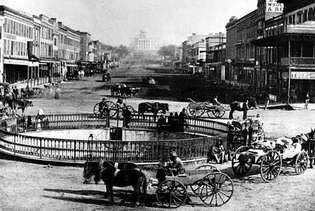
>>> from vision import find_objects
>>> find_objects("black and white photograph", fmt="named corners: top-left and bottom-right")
top-left (0, 0), bottom-right (314, 210)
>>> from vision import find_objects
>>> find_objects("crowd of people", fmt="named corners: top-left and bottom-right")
top-left (157, 108), bottom-right (187, 132)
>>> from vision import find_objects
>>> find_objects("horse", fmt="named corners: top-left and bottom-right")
top-left (229, 97), bottom-right (257, 120)
top-left (300, 129), bottom-right (315, 168)
top-left (83, 160), bottom-right (139, 184)
top-left (84, 160), bottom-right (146, 205)
top-left (16, 99), bottom-right (33, 114)
top-left (138, 102), bottom-right (169, 116)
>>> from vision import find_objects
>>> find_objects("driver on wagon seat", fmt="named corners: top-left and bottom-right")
top-left (167, 151), bottom-right (185, 176)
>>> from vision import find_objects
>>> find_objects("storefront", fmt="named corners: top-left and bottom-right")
top-left (3, 59), bottom-right (38, 84)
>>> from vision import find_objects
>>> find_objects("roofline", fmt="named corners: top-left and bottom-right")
top-left (0, 5), bottom-right (33, 21)
top-left (226, 9), bottom-right (258, 29)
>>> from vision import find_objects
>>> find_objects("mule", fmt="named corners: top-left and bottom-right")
top-left (229, 97), bottom-right (257, 120)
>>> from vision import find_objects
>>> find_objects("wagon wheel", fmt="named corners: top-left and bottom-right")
top-left (260, 150), bottom-right (282, 182)
top-left (156, 179), bottom-right (187, 208)
top-left (199, 172), bottom-right (234, 207)
top-left (93, 103), bottom-right (101, 117)
top-left (106, 101), bottom-right (118, 118)
top-left (232, 146), bottom-right (253, 177)
top-left (187, 103), bottom-right (204, 117)
top-left (295, 151), bottom-right (309, 175)
top-left (126, 105), bottom-right (137, 113)
top-left (195, 164), bottom-right (220, 172)
top-left (210, 107), bottom-right (225, 119)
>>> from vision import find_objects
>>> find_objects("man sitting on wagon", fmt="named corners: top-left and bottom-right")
top-left (212, 95), bottom-right (222, 106)
top-left (167, 151), bottom-right (185, 176)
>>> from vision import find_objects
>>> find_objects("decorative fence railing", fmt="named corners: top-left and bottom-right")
top-left (0, 113), bottom-right (228, 163)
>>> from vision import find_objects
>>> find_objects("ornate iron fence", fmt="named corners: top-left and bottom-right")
top-left (0, 113), bottom-right (228, 163)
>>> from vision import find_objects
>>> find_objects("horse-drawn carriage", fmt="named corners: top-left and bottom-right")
top-left (231, 135), bottom-right (309, 182)
top-left (153, 164), bottom-right (234, 208)
top-left (93, 100), bottom-right (137, 118)
top-left (111, 84), bottom-right (140, 97)
top-left (83, 161), bottom-right (234, 208)
top-left (186, 98), bottom-right (225, 118)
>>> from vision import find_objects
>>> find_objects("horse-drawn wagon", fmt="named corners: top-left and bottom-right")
top-left (232, 136), bottom-right (309, 182)
top-left (154, 164), bottom-right (234, 208)
top-left (111, 83), bottom-right (140, 97)
top-left (93, 100), bottom-right (136, 118)
top-left (186, 98), bottom-right (226, 118)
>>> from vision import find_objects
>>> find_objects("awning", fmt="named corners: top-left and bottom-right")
top-left (4, 59), bottom-right (38, 66)
top-left (252, 33), bottom-right (315, 47)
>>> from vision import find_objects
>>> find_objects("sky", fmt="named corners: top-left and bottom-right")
top-left (0, 0), bottom-right (257, 46)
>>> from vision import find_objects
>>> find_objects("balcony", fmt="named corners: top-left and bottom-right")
top-left (281, 57), bottom-right (315, 67)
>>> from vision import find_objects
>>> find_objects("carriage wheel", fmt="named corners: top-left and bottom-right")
top-left (260, 150), bottom-right (282, 182)
top-left (295, 151), bottom-right (309, 175)
top-left (195, 164), bottom-right (220, 172)
top-left (232, 146), bottom-right (253, 177)
top-left (156, 179), bottom-right (187, 208)
top-left (126, 105), bottom-right (137, 113)
top-left (199, 172), bottom-right (234, 207)
top-left (93, 103), bottom-right (101, 117)
top-left (187, 103), bottom-right (204, 117)
top-left (211, 107), bottom-right (225, 119)
top-left (106, 101), bottom-right (118, 118)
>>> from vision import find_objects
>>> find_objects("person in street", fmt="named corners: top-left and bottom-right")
top-left (157, 115), bottom-right (167, 130)
top-left (264, 92), bottom-right (270, 110)
top-left (167, 151), bottom-right (185, 176)
top-left (212, 95), bottom-right (222, 106)
top-left (99, 98), bottom-right (109, 117)
top-left (179, 108), bottom-right (187, 132)
top-left (208, 140), bottom-right (226, 164)
top-left (243, 99), bottom-right (249, 120)
top-left (305, 92), bottom-right (310, 109)
top-left (122, 105), bottom-right (132, 128)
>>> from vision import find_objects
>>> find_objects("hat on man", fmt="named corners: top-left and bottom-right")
top-left (170, 151), bottom-right (177, 157)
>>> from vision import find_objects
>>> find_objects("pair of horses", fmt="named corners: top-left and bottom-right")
top-left (83, 160), bottom-right (147, 205)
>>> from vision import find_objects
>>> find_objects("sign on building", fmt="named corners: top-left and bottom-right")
top-left (291, 72), bottom-right (315, 80)
top-left (266, 0), bottom-right (283, 13)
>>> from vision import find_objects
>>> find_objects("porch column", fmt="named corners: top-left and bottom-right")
top-left (287, 40), bottom-right (291, 104)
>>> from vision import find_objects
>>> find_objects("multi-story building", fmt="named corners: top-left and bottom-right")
top-left (131, 30), bottom-right (159, 52)
top-left (204, 33), bottom-right (226, 80)
top-left (0, 6), bottom-right (37, 84)
top-left (58, 22), bottom-right (80, 78)
top-left (253, 0), bottom-right (315, 102)
top-left (181, 33), bottom-right (208, 72)
top-left (78, 31), bottom-right (91, 62)
top-left (225, 0), bottom-right (284, 91)
top-left (36, 14), bottom-right (54, 84)
top-left (205, 43), bottom-right (227, 82)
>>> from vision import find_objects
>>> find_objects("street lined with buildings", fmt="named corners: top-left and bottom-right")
top-left (179, 0), bottom-right (315, 104)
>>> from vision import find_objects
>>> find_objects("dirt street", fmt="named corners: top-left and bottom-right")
top-left (0, 71), bottom-right (315, 210)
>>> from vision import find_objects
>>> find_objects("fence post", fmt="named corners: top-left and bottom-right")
top-left (39, 138), bottom-right (42, 159)
top-left (74, 140), bottom-right (76, 162)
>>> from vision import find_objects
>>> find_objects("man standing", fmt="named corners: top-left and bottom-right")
top-left (305, 92), bottom-right (310, 109)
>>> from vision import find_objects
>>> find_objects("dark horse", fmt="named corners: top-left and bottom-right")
top-left (83, 160), bottom-right (146, 205)
top-left (229, 97), bottom-right (257, 120)
top-left (300, 129), bottom-right (315, 168)
top-left (138, 102), bottom-right (169, 116)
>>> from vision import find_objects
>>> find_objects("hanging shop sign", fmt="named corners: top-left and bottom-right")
top-left (291, 71), bottom-right (315, 80)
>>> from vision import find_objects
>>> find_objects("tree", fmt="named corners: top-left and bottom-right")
top-left (158, 45), bottom-right (177, 59)
top-left (112, 45), bottom-right (130, 59)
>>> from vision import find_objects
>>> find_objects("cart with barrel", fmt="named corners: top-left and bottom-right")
top-left (154, 164), bottom-right (234, 208)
